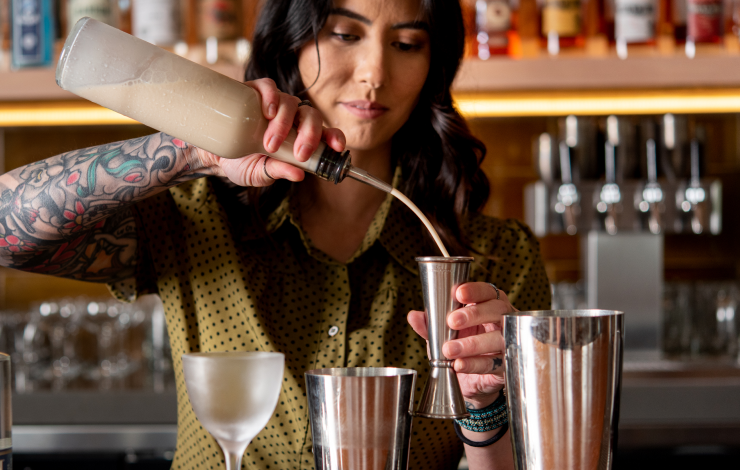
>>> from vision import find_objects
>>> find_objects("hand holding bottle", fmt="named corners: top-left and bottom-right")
top-left (189, 78), bottom-right (347, 187)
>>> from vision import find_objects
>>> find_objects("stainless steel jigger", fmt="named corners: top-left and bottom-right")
top-left (414, 256), bottom-right (474, 419)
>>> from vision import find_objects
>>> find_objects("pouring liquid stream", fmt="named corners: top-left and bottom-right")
top-left (390, 189), bottom-right (450, 257)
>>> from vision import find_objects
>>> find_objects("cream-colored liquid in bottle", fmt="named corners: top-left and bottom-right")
top-left (74, 79), bottom-right (324, 173)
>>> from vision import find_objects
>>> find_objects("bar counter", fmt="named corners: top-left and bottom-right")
top-left (10, 355), bottom-right (740, 454)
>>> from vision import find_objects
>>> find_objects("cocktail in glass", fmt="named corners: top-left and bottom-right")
top-left (182, 351), bottom-right (285, 470)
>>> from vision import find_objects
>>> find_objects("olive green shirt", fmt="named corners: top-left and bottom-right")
top-left (111, 175), bottom-right (551, 470)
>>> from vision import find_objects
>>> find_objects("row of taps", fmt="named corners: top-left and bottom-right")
top-left (532, 114), bottom-right (721, 236)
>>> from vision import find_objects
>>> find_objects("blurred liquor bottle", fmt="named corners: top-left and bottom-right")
top-left (66, 0), bottom-right (118, 33)
top-left (461, 0), bottom-right (478, 57)
top-left (727, 0), bottom-right (740, 52)
top-left (614, 0), bottom-right (656, 58)
top-left (198, 0), bottom-right (240, 40)
top-left (10, 0), bottom-right (55, 68)
top-left (512, 0), bottom-right (540, 56)
top-left (686, 0), bottom-right (723, 45)
top-left (542, 0), bottom-right (583, 55)
top-left (132, 0), bottom-right (181, 46)
top-left (1, 0), bottom-right (9, 56)
top-left (118, 0), bottom-right (131, 34)
top-left (583, 0), bottom-right (609, 55)
top-left (475, 0), bottom-right (513, 58)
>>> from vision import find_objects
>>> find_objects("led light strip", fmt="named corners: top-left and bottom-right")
top-left (454, 89), bottom-right (740, 117)
top-left (0, 102), bottom-right (136, 127)
top-left (2, 88), bottom-right (740, 127)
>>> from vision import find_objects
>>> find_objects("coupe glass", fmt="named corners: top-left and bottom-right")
top-left (182, 351), bottom-right (285, 470)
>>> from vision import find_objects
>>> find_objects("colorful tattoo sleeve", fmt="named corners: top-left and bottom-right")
top-left (0, 133), bottom-right (207, 283)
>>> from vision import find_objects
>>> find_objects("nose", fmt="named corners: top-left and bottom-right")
top-left (354, 42), bottom-right (387, 90)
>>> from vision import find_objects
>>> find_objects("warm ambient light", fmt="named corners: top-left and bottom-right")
top-left (454, 88), bottom-right (740, 117)
top-left (2, 88), bottom-right (740, 127)
top-left (0, 101), bottom-right (136, 127)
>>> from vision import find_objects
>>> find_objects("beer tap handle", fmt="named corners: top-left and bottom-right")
top-left (605, 142), bottom-right (616, 184)
top-left (690, 139), bottom-right (701, 186)
top-left (559, 142), bottom-right (572, 184)
top-left (646, 139), bottom-right (658, 183)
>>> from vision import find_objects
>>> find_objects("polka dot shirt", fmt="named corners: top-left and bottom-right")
top-left (109, 174), bottom-right (551, 470)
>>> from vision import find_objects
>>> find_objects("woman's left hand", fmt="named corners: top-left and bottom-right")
top-left (407, 282), bottom-right (517, 409)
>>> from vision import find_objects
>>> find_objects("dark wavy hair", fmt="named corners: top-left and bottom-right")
top-left (242, 0), bottom-right (489, 256)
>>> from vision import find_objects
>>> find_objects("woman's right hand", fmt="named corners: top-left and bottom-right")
top-left (191, 78), bottom-right (347, 187)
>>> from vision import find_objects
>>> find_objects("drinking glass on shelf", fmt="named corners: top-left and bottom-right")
top-left (182, 352), bottom-right (284, 470)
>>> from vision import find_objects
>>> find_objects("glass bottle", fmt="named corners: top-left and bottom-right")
top-left (132, 0), bottom-right (181, 46)
top-left (198, 0), bottom-right (240, 41)
top-left (614, 0), bottom-right (657, 58)
top-left (1, 0), bottom-right (9, 60)
top-left (461, 0), bottom-right (478, 58)
top-left (686, 0), bottom-right (723, 44)
top-left (476, 0), bottom-right (514, 58)
top-left (10, 0), bottom-right (54, 69)
top-left (583, 0), bottom-right (609, 55)
top-left (56, 18), bottom-right (396, 192)
top-left (512, 0), bottom-right (540, 56)
top-left (542, 0), bottom-right (583, 55)
top-left (67, 0), bottom-right (118, 33)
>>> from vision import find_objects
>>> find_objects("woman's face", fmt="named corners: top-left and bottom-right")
top-left (298, 0), bottom-right (431, 153)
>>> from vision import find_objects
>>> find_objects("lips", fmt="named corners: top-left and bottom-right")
top-left (341, 100), bottom-right (389, 119)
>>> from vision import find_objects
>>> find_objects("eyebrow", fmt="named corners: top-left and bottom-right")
top-left (329, 8), bottom-right (430, 31)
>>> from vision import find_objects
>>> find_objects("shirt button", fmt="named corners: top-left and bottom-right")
top-left (328, 326), bottom-right (339, 337)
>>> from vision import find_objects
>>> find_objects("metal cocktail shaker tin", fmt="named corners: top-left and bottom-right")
top-left (503, 310), bottom-right (623, 470)
top-left (305, 367), bottom-right (416, 470)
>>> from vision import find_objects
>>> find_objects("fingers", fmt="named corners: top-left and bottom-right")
top-left (323, 128), bottom-right (347, 153)
top-left (443, 329), bottom-right (504, 359)
top-left (246, 78), bottom-right (281, 120)
top-left (456, 282), bottom-right (509, 305)
top-left (454, 355), bottom-right (505, 375)
top-left (292, 106), bottom-right (327, 162)
top-left (264, 94), bottom-right (300, 154)
top-left (407, 310), bottom-right (428, 340)
top-left (218, 155), bottom-right (305, 187)
top-left (448, 301), bottom-right (509, 330)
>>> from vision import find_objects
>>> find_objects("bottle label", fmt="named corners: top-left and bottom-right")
top-left (0, 447), bottom-right (11, 470)
top-left (478, 0), bottom-right (511, 34)
top-left (687, 0), bottom-right (722, 41)
top-left (133, 0), bottom-right (181, 45)
top-left (11, 0), bottom-right (52, 67)
top-left (67, 0), bottom-right (116, 29)
top-left (615, 0), bottom-right (655, 42)
top-left (199, 0), bottom-right (239, 40)
top-left (543, 0), bottom-right (582, 37)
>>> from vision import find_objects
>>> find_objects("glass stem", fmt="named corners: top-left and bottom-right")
top-left (223, 449), bottom-right (242, 470)
top-left (220, 442), bottom-right (248, 470)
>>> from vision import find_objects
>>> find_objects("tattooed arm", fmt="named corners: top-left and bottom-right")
top-left (0, 79), bottom-right (346, 283)
top-left (0, 133), bottom-right (213, 282)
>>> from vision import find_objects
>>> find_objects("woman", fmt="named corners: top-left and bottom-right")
top-left (0, 0), bottom-right (550, 468)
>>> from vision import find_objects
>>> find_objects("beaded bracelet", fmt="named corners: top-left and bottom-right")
top-left (454, 392), bottom-right (508, 433)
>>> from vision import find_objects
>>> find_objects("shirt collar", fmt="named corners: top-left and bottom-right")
top-left (243, 167), bottom-right (423, 275)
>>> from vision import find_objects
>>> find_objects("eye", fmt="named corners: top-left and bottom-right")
top-left (393, 41), bottom-right (422, 52)
top-left (331, 32), bottom-right (360, 42)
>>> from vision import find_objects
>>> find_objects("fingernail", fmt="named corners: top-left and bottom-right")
top-left (268, 135), bottom-right (279, 153)
top-left (267, 104), bottom-right (277, 118)
top-left (451, 312), bottom-right (467, 328)
top-left (298, 144), bottom-right (313, 160)
top-left (446, 342), bottom-right (461, 357)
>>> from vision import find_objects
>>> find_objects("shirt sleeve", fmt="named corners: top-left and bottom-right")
top-left (469, 216), bottom-right (552, 311)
